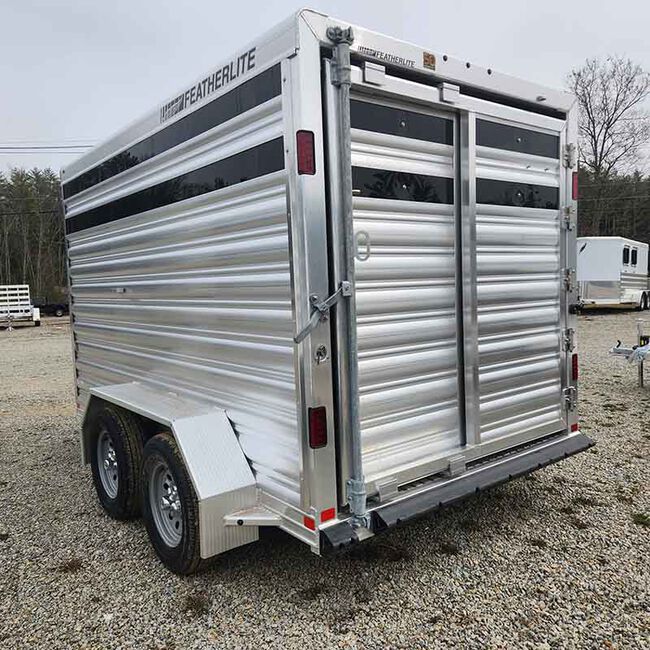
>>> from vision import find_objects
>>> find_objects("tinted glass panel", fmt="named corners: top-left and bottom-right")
top-left (631, 249), bottom-right (638, 266)
top-left (351, 100), bottom-right (453, 145)
top-left (476, 178), bottom-right (558, 209)
top-left (353, 167), bottom-right (454, 204)
top-left (66, 138), bottom-right (284, 234)
top-left (63, 65), bottom-right (282, 198)
top-left (477, 120), bottom-right (559, 159)
top-left (623, 247), bottom-right (630, 264)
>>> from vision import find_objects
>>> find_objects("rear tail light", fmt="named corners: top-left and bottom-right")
top-left (321, 507), bottom-right (336, 523)
top-left (572, 353), bottom-right (579, 382)
top-left (571, 422), bottom-right (579, 432)
top-left (308, 406), bottom-right (327, 449)
top-left (296, 130), bottom-right (316, 175)
top-left (303, 515), bottom-right (316, 531)
top-left (572, 171), bottom-right (579, 201)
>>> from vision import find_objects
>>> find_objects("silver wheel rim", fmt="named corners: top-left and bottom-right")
top-left (97, 428), bottom-right (119, 499)
top-left (149, 460), bottom-right (183, 547)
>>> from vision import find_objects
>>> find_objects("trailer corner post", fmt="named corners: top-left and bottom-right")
top-left (327, 25), bottom-right (369, 528)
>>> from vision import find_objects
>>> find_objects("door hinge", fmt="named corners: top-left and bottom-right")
top-left (563, 327), bottom-right (576, 352)
top-left (563, 143), bottom-right (577, 169)
top-left (294, 281), bottom-right (352, 344)
top-left (563, 206), bottom-right (576, 231)
top-left (563, 386), bottom-right (577, 411)
top-left (563, 268), bottom-right (576, 293)
top-left (327, 26), bottom-right (354, 87)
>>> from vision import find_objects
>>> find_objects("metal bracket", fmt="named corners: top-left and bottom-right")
top-left (440, 82), bottom-right (461, 104)
top-left (563, 206), bottom-right (576, 231)
top-left (563, 386), bottom-right (577, 411)
top-left (224, 506), bottom-right (282, 527)
top-left (446, 455), bottom-right (466, 477)
top-left (563, 327), bottom-right (576, 352)
top-left (563, 143), bottom-right (577, 169)
top-left (374, 476), bottom-right (399, 503)
top-left (294, 281), bottom-right (352, 344)
top-left (363, 61), bottom-right (385, 86)
top-left (563, 268), bottom-right (576, 293)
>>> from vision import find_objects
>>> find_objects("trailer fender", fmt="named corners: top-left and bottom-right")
top-left (83, 382), bottom-right (258, 558)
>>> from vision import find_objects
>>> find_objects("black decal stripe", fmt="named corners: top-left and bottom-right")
top-left (352, 167), bottom-right (454, 204)
top-left (63, 65), bottom-right (282, 199)
top-left (351, 100), bottom-right (453, 145)
top-left (65, 138), bottom-right (284, 234)
top-left (477, 120), bottom-right (559, 159)
top-left (476, 178), bottom-right (559, 209)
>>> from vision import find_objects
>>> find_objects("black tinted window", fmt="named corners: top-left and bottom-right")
top-left (623, 247), bottom-right (630, 264)
top-left (631, 248), bottom-right (637, 265)
top-left (63, 65), bottom-right (282, 198)
top-left (476, 179), bottom-right (558, 210)
top-left (352, 167), bottom-right (453, 204)
top-left (66, 138), bottom-right (284, 234)
top-left (351, 101), bottom-right (453, 145)
top-left (477, 120), bottom-right (559, 159)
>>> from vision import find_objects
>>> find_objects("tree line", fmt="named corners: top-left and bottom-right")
top-left (0, 168), bottom-right (66, 301)
top-left (569, 56), bottom-right (650, 240)
top-left (0, 55), bottom-right (648, 300)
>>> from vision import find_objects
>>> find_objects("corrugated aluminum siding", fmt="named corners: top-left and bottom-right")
top-left (350, 102), bottom-right (460, 484)
top-left (475, 128), bottom-right (563, 442)
top-left (65, 93), bottom-right (302, 507)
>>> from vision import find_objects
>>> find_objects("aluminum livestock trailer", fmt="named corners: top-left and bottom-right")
top-left (577, 236), bottom-right (649, 309)
top-left (62, 9), bottom-right (591, 574)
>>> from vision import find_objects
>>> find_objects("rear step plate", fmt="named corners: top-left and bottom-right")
top-left (321, 432), bottom-right (593, 553)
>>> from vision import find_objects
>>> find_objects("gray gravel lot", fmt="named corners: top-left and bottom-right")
top-left (0, 314), bottom-right (648, 649)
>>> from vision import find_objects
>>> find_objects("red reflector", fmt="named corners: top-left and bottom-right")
top-left (321, 507), bottom-right (336, 523)
top-left (571, 423), bottom-right (579, 432)
top-left (296, 130), bottom-right (316, 175)
top-left (572, 171), bottom-right (578, 201)
top-left (571, 353), bottom-right (579, 382)
top-left (303, 515), bottom-right (316, 531)
top-left (308, 406), bottom-right (327, 449)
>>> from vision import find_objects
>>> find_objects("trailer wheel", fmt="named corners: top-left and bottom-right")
top-left (141, 433), bottom-right (205, 575)
top-left (55, 308), bottom-right (64, 317)
top-left (34, 320), bottom-right (40, 327)
top-left (643, 294), bottom-right (649, 311)
top-left (89, 404), bottom-right (145, 519)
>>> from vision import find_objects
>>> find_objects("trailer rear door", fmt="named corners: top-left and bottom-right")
top-left (325, 59), bottom-right (569, 497)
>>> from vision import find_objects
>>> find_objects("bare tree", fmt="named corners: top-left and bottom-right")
top-left (568, 56), bottom-right (650, 178)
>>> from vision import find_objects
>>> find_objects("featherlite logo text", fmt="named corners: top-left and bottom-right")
top-left (160, 47), bottom-right (257, 123)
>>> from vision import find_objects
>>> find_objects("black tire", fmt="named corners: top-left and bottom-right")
top-left (55, 308), bottom-right (64, 317)
top-left (643, 294), bottom-right (649, 311)
top-left (141, 433), bottom-right (206, 575)
top-left (89, 404), bottom-right (145, 519)
top-left (34, 320), bottom-right (41, 327)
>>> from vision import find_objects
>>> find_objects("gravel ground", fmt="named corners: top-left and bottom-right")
top-left (0, 314), bottom-right (648, 649)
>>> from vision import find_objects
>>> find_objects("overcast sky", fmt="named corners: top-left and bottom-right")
top-left (2, 0), bottom-right (649, 175)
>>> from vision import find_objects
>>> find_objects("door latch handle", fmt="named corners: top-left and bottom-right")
top-left (293, 282), bottom-right (352, 344)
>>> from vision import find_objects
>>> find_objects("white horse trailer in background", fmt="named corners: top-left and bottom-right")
top-left (61, 9), bottom-right (591, 574)
top-left (577, 236), bottom-right (650, 309)
top-left (0, 285), bottom-right (41, 328)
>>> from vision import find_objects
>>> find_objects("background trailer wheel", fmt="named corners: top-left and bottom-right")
top-left (141, 433), bottom-right (206, 575)
top-left (88, 404), bottom-right (145, 519)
